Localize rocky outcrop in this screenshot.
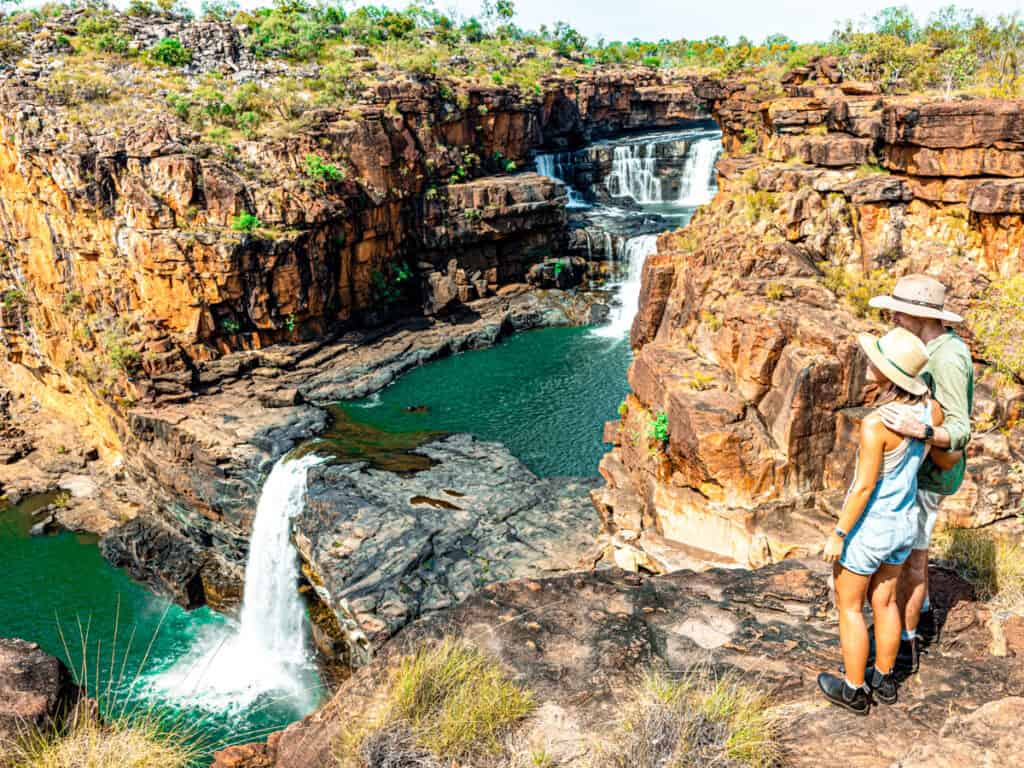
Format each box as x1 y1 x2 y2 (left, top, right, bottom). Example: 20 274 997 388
294 433 601 664
0 638 79 751
595 72 1024 571
96 286 602 608
216 561 1024 768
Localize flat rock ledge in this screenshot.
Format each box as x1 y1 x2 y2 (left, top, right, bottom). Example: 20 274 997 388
296 433 602 664
217 561 1024 768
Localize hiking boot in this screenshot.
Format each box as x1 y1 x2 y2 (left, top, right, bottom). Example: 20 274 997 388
868 667 898 705
917 609 938 645
893 637 919 677
817 672 870 715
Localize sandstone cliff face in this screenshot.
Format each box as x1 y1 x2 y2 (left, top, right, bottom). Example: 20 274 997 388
0 12 729 604
595 75 1024 572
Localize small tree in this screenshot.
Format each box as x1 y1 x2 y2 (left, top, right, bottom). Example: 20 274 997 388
938 47 977 99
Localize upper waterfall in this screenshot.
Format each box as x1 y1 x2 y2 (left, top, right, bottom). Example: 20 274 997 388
606 143 663 203
677 137 722 206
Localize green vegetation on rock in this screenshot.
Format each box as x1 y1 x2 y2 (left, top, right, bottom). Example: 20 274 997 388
967 274 1024 381
594 669 781 768
336 638 534 766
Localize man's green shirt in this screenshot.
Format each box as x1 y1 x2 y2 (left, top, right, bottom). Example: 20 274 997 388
919 330 974 496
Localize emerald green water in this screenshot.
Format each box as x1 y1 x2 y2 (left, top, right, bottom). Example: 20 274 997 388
342 325 633 477
0 494 321 759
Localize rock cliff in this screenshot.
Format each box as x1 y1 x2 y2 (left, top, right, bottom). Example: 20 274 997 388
595 70 1024 571
0 8 723 606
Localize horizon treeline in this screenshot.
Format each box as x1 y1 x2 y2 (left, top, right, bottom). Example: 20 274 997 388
1 2 1023 109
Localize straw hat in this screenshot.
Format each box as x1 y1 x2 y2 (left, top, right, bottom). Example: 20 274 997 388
868 274 963 323
858 327 930 396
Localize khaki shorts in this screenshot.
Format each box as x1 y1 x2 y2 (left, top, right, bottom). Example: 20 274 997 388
912 489 944 551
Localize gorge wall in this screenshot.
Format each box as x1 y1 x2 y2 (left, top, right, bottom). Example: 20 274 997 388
0 11 743 612
595 62 1024 572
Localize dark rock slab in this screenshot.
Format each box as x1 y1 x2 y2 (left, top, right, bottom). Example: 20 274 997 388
294 433 602 663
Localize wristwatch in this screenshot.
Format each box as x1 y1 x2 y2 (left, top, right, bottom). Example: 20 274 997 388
923 424 935 442
834 527 848 539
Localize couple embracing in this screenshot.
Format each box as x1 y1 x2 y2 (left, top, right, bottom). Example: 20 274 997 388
818 275 974 714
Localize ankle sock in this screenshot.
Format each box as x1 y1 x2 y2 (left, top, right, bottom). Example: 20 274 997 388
922 595 931 613
901 629 917 641
873 665 892 679
844 677 868 692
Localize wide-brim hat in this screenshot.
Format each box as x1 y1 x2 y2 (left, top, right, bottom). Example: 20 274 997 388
869 274 963 323
857 328 930 396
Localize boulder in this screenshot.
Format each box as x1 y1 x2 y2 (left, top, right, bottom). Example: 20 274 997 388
0 638 79 750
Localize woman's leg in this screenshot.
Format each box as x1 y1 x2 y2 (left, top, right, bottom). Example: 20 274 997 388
834 562 872 685
869 563 904 674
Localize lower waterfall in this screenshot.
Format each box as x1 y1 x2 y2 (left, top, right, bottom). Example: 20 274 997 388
147 453 324 713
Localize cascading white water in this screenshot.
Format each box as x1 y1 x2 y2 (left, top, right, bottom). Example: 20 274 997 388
607 143 662 203
592 234 658 339
147 453 324 712
676 137 722 206
536 151 588 208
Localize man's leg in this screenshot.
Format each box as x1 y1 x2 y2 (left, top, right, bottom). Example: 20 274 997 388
896 490 943 673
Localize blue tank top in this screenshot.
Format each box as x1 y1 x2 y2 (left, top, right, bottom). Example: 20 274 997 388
852 400 934 518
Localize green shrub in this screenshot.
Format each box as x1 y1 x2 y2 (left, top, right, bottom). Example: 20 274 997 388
103 330 141 373
641 55 661 67
220 317 240 334
148 37 192 67
932 527 1024 612
820 263 894 320
231 212 261 232
764 282 785 301
967 274 1024 380
385 639 534 758
304 153 345 183
648 410 669 443
618 400 628 417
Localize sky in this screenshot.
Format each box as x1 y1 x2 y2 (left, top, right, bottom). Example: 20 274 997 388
431 0 1024 43
127 0 1024 44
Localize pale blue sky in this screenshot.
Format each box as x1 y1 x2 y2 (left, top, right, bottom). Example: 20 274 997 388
433 0 1024 43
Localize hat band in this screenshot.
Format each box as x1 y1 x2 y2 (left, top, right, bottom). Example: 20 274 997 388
892 293 945 311
876 339 917 380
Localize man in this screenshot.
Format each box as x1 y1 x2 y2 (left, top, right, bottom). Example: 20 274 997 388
868 274 974 675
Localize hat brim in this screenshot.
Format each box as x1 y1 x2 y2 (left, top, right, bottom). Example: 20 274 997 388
857 333 930 396
868 295 963 323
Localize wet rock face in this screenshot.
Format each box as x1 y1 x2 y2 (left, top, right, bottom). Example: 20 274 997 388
294 433 601 664
0 638 79 749
227 561 1024 768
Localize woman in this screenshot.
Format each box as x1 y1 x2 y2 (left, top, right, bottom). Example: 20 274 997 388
818 327 960 714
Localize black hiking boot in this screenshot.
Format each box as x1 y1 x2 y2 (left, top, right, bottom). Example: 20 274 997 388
893 637 919 677
868 667 898 705
917 609 938 646
817 673 870 715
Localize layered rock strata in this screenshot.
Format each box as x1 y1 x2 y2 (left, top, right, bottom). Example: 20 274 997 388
596 73 1024 571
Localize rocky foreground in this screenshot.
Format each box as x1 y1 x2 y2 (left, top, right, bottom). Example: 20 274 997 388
210 560 1024 767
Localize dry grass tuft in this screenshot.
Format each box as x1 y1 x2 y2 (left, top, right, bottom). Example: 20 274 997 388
594 668 782 768
6 711 198 768
336 638 535 767
932 527 1024 613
